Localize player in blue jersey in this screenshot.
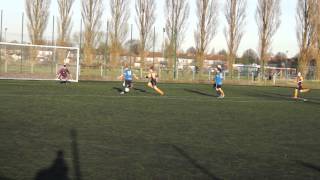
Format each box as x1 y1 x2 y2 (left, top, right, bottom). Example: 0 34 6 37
118 64 138 94
213 65 225 98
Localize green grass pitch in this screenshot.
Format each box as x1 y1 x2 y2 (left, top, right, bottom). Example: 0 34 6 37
0 80 320 179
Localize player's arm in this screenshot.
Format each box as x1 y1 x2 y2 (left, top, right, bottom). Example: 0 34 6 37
66 69 73 80
118 74 124 80
146 73 151 79
133 74 139 80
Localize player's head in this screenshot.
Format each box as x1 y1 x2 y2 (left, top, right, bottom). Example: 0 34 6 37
297 72 302 77
63 64 67 68
217 65 222 72
124 63 129 69
149 66 154 72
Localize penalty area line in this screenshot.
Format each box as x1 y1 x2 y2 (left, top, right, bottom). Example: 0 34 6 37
0 94 299 103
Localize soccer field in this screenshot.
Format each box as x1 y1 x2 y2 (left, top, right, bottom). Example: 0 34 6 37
0 80 319 179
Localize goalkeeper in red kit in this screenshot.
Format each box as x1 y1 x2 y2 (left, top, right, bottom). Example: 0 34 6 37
57 64 72 83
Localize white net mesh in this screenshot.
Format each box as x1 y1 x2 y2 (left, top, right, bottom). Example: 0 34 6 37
0 42 79 82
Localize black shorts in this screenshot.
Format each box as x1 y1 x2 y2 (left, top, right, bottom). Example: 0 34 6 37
213 84 222 89
296 82 302 91
150 79 157 87
125 80 132 88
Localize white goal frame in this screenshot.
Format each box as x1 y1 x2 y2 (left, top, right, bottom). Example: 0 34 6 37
0 42 80 82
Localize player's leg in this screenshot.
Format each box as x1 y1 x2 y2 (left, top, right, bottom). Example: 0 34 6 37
147 82 153 88
125 80 132 93
213 83 219 96
293 88 299 98
154 86 164 95
300 88 310 93
218 88 225 97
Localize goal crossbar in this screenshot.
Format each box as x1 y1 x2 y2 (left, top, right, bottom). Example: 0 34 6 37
0 42 80 82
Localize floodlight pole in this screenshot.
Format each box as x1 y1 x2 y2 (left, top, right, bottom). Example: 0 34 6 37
153 26 155 66
130 24 132 68
79 19 83 63
0 10 2 42
0 10 3 66
104 20 109 76
173 27 177 80
162 27 165 64
20 12 24 72
51 15 55 73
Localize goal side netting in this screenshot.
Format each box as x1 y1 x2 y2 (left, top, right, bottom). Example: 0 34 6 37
0 42 80 82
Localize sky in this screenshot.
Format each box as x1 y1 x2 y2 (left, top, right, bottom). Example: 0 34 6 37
0 0 298 57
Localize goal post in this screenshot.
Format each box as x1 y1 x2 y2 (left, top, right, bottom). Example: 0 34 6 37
0 42 80 82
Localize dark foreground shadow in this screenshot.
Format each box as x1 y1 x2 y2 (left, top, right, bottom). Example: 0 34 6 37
171 145 221 180
34 150 70 180
296 160 320 173
133 87 147 93
71 129 82 180
246 90 320 105
184 89 216 97
113 87 123 93
113 86 153 94
0 175 14 180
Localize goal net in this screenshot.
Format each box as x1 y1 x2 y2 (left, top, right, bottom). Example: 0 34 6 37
0 42 80 82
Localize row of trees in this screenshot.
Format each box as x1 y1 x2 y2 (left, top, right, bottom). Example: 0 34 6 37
23 0 320 79
296 0 320 79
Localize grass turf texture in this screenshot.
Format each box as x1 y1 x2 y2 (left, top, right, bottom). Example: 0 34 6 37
0 80 320 180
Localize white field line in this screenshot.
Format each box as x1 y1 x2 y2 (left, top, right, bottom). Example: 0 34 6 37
0 94 298 103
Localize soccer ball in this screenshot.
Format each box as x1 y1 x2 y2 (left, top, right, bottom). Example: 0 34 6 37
125 87 130 93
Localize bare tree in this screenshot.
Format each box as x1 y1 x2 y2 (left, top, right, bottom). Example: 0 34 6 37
315 0 320 79
256 0 281 77
296 0 316 76
165 0 190 70
224 0 246 78
57 0 75 46
109 0 130 67
309 0 320 79
25 0 51 45
135 0 156 69
81 0 103 65
194 0 219 70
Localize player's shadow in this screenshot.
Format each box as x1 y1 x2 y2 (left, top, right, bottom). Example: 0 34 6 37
245 90 320 105
112 87 123 93
133 87 147 93
184 89 216 97
0 175 13 180
296 160 320 173
70 129 82 180
171 145 222 180
242 90 291 101
34 150 70 180
113 86 152 94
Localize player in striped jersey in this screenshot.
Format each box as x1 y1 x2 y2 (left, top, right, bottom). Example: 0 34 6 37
293 72 310 99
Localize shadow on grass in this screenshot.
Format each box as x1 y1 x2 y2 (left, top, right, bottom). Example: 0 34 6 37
0 176 14 180
34 129 81 180
184 89 216 97
171 145 221 180
133 87 147 93
245 90 320 105
112 87 123 93
113 86 152 94
296 160 320 173
34 150 70 180
71 129 82 180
